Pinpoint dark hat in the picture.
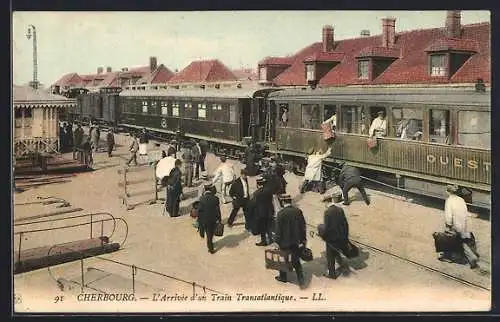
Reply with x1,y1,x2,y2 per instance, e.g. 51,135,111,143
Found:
256,176,267,185
154,143,161,147
204,183,214,191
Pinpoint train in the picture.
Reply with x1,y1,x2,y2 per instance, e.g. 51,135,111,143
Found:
65,84,491,209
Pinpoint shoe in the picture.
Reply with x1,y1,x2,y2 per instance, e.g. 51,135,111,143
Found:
208,249,215,254
275,276,287,283
470,260,478,269
323,273,337,279
342,202,350,206
256,241,268,246
438,255,453,263
365,198,371,206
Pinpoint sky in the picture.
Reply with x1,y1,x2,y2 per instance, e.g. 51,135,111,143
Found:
12,11,490,86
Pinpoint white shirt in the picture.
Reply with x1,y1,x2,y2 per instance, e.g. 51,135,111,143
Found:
304,149,331,181
369,117,387,137
241,177,249,198
212,162,235,184
155,156,177,179
444,194,470,238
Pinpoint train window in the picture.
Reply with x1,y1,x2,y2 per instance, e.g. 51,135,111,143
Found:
218,104,222,110
340,105,360,134
172,102,180,117
229,104,237,123
212,104,217,110
161,102,168,115
279,103,289,127
301,104,321,129
392,108,424,140
429,109,450,144
150,101,158,115
142,101,148,114
457,111,490,149
198,103,207,119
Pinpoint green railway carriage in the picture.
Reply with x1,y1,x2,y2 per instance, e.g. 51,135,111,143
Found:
268,87,491,208
118,87,277,153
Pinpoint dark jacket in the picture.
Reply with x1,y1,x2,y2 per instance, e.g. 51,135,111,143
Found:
320,205,349,249
106,132,115,145
139,132,149,144
338,165,361,187
197,192,222,225
250,186,274,235
191,144,201,163
73,128,84,146
199,141,209,156
275,205,307,249
167,167,183,195
229,177,250,204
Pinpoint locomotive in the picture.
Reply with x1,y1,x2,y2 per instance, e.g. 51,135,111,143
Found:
71,85,491,209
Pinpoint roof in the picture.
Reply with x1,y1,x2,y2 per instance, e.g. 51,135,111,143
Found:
52,73,83,87
304,51,345,63
120,66,150,78
119,87,277,99
258,56,294,66
99,72,120,88
270,22,489,87
268,86,490,107
232,68,258,81
13,85,77,108
168,60,238,84
137,64,175,84
424,38,480,52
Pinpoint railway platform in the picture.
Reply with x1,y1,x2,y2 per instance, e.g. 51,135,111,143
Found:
13,132,491,312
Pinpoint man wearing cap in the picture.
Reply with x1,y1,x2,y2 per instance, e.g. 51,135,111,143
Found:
369,110,387,138
301,147,332,194
319,198,350,279
198,183,222,254
166,159,183,217
211,156,236,203
228,169,250,228
274,195,307,289
252,177,275,246
337,163,370,206
439,185,479,269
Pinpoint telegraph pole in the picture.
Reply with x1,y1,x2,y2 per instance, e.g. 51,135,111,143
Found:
26,24,38,90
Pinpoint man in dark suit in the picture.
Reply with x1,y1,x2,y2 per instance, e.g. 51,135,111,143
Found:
275,195,307,289
166,159,183,217
228,169,250,228
198,140,209,172
338,164,370,206
319,199,350,279
197,184,222,254
253,177,275,246
191,139,201,180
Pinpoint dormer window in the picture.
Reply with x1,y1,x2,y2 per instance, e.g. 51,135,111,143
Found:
429,54,446,76
358,60,369,79
306,64,315,81
259,66,267,81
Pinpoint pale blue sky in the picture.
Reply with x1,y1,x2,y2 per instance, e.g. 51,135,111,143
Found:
12,11,490,86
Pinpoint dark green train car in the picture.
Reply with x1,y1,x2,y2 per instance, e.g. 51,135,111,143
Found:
118,87,276,153
268,87,491,208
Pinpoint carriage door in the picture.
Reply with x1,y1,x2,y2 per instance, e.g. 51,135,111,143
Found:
241,98,251,138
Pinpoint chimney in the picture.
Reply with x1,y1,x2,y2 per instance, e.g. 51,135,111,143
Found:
149,56,158,73
106,66,112,73
445,10,461,38
322,25,334,52
122,67,128,72
382,18,396,48
97,67,104,74
360,30,370,37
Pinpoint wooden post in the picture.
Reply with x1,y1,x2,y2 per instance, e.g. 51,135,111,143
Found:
21,108,25,139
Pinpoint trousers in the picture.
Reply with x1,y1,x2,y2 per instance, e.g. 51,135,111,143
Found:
342,177,370,205
279,245,305,286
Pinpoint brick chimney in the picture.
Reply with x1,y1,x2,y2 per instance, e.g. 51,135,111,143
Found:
445,10,461,38
149,56,158,73
382,18,396,48
322,25,334,52
106,66,112,73
97,67,104,74
360,30,370,37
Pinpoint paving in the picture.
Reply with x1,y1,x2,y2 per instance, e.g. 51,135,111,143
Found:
13,131,491,313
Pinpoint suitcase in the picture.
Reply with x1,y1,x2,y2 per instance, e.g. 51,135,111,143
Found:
214,222,224,237
265,249,293,272
433,231,462,253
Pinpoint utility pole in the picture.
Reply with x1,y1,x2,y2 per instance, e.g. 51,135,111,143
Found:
26,24,38,90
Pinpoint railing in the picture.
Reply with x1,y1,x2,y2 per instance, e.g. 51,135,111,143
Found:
14,137,59,158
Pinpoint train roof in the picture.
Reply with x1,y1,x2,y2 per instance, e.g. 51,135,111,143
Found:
268,87,490,107
119,87,278,99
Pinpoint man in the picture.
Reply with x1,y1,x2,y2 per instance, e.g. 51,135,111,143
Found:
126,133,139,167
82,137,93,167
369,110,387,138
167,140,177,158
191,140,202,180
156,149,178,210
197,184,222,254
439,185,479,269
182,142,195,187
91,126,101,153
337,164,370,206
319,198,350,279
198,140,209,172
301,147,332,194
166,159,183,217
106,129,115,157
65,122,74,151
244,142,258,177
253,177,275,246
73,123,84,160
274,195,307,289
139,127,149,156
211,156,235,203
59,123,66,150
227,169,250,228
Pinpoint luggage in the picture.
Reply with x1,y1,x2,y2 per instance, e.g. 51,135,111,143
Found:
433,231,462,253
342,240,360,259
265,248,293,272
366,138,377,149
190,201,200,218
214,222,224,237
298,245,313,262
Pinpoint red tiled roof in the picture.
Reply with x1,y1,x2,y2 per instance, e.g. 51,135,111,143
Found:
424,38,480,53
272,22,489,87
168,60,238,83
138,65,175,84
99,72,120,88
356,46,400,58
304,51,345,62
232,68,258,81
52,73,83,87
258,56,294,66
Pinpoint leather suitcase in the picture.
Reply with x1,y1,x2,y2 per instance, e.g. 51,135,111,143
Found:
433,231,462,253
265,248,293,272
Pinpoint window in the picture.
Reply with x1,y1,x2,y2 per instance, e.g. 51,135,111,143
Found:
430,54,446,76
429,109,450,144
358,60,369,79
172,102,180,117
229,104,237,123
161,101,168,115
457,111,490,149
218,104,222,110
259,66,267,81
142,101,148,114
14,109,32,128
198,103,207,119
392,108,424,140
279,103,289,127
340,105,360,133
151,101,158,114
300,104,321,129
212,104,218,110
306,64,315,81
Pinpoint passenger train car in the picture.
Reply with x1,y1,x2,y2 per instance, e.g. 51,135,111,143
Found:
267,87,491,208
